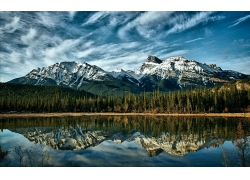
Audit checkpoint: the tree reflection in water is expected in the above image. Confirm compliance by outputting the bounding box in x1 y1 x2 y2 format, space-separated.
13 145 51 167
222 121 250 167
0 145 9 166
1 116 250 166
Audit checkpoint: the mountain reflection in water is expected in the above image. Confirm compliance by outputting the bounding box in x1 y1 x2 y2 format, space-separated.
0 116 250 166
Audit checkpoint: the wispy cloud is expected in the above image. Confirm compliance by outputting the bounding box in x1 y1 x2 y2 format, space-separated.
120 42 141 49
108 12 139 28
9 52 22 63
203 40 216 44
135 11 173 26
37 12 59 28
69 11 76 21
185 38 204 43
91 53 146 71
0 16 20 34
118 11 173 39
219 56 228 60
166 12 225 35
229 14 250 28
164 50 189 58
76 48 96 58
0 12 249 82
220 56 250 74
82 12 110 25
83 11 139 28
72 41 145 71
204 28 213 37
42 38 82 59
81 41 95 48
21 28 37 44
0 50 40 82
153 49 171 58
233 39 244 44
117 12 225 39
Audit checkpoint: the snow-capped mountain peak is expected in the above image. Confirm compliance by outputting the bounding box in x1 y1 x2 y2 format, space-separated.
11 61 114 89
9 55 247 93
109 55 247 91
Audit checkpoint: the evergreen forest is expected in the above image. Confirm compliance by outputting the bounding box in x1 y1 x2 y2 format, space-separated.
0 80 250 113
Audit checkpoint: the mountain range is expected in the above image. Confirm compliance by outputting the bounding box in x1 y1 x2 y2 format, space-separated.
9 55 248 95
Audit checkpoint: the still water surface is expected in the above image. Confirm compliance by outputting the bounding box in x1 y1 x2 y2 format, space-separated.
0 116 250 167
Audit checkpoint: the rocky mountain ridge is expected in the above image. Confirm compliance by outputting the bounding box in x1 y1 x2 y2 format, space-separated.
116 56 247 91
11 61 114 89
8 55 248 94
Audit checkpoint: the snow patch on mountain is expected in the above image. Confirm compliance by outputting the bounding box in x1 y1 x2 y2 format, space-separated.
23 61 113 88
108 68 139 85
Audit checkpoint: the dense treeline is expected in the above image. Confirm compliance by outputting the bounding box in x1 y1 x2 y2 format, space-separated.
0 82 250 113
0 83 93 112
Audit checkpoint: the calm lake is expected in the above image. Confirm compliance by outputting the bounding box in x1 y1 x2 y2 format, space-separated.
0 116 250 167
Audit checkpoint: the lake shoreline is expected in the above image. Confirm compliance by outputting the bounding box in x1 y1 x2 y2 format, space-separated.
0 112 250 118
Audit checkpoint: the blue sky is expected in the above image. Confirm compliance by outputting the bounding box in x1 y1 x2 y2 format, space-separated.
0 11 250 82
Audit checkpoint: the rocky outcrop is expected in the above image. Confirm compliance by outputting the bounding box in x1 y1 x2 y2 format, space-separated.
147 55 163 64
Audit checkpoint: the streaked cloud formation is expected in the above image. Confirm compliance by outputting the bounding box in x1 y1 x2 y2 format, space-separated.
0 11 250 82
229 14 250 27
185 38 204 43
